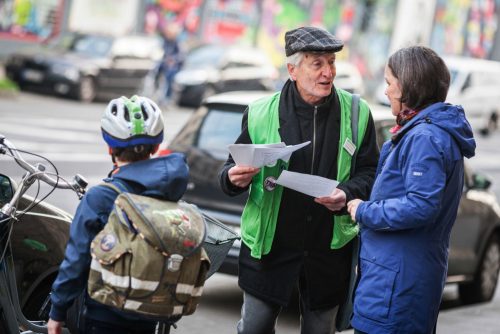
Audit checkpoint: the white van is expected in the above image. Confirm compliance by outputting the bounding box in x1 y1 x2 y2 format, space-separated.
445 56 500 135
375 56 500 135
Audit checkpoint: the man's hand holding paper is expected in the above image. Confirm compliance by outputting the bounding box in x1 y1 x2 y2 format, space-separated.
315 188 347 212
274 170 339 197
228 141 310 168
228 165 260 188
272 170 346 211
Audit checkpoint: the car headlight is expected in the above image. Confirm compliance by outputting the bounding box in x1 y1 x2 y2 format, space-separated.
50 64 80 81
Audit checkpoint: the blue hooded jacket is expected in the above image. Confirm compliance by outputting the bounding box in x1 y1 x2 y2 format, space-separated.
49 153 189 329
351 103 476 334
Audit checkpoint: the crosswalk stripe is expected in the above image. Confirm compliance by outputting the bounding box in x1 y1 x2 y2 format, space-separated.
1 116 100 131
0 123 100 143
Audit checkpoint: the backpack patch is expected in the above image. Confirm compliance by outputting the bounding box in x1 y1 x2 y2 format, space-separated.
88 192 210 320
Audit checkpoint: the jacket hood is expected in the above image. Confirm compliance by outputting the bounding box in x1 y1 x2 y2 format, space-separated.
397 102 476 159
111 153 189 200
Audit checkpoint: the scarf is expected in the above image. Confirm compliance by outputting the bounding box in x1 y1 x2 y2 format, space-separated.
389 108 420 134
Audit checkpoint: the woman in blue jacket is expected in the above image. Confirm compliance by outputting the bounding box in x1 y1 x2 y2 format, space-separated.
347 46 476 333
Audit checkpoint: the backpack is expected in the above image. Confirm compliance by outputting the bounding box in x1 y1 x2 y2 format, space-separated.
87 182 210 320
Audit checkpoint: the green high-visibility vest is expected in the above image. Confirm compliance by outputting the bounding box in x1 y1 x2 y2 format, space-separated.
241 88 370 258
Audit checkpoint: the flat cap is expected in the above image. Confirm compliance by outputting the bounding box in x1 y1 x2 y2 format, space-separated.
285 26 344 56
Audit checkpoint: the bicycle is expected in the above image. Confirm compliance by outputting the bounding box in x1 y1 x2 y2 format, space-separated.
0 134 239 334
0 135 87 333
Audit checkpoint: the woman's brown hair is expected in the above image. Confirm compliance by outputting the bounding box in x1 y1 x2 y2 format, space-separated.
387 46 450 111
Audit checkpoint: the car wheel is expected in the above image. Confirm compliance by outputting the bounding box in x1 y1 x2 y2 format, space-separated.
459 234 500 304
78 76 96 103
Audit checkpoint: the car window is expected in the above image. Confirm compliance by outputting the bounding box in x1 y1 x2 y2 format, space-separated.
71 35 113 57
224 61 257 69
196 108 242 160
112 36 163 59
449 69 459 85
375 120 395 147
184 45 225 68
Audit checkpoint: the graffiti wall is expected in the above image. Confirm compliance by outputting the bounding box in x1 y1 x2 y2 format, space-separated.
145 0 383 65
0 0 63 41
431 0 499 58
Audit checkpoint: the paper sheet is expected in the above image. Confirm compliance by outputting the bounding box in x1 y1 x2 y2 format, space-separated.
275 170 339 198
228 141 310 168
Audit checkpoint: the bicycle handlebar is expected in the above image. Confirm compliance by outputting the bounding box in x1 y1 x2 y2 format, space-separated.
0 134 88 192
0 134 88 216
0 135 87 191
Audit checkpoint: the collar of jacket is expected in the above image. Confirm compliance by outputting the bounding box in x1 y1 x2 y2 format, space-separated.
391 108 433 145
278 79 341 177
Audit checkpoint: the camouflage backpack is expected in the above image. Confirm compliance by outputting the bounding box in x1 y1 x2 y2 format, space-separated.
87 182 210 320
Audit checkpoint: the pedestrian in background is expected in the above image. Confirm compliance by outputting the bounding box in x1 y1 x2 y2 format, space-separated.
219 26 379 334
347 46 476 334
159 23 183 106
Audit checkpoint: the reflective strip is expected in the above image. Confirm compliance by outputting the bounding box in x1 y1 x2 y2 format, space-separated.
176 283 193 295
173 305 184 315
91 259 159 291
192 286 203 297
131 277 159 291
176 284 203 297
91 259 128 288
124 300 142 310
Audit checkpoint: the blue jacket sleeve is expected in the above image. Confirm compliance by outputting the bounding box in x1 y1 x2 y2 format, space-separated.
49 187 113 321
356 132 446 231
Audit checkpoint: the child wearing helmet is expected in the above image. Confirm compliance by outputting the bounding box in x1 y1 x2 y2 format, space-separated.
47 96 189 334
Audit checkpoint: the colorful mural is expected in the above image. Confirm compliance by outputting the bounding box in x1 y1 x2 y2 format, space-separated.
431 0 498 58
0 0 62 41
146 0 370 64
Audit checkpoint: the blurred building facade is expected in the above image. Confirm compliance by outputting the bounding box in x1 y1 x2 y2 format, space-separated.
1 0 500 94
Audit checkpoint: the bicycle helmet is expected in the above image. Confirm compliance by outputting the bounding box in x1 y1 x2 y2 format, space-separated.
101 95 164 148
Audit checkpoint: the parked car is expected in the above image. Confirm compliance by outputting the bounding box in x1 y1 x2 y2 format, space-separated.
334 60 365 95
168 90 500 304
4 33 163 102
375 56 500 136
172 44 278 107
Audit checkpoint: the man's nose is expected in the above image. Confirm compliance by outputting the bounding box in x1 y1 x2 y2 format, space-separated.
322 65 334 78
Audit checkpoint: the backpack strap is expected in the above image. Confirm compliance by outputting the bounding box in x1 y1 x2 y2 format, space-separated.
100 181 137 233
350 94 360 176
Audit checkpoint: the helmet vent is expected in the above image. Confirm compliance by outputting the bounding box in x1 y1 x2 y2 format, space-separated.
111 104 118 116
141 104 149 121
124 106 130 121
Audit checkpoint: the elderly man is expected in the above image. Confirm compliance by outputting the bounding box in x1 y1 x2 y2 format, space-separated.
219 26 379 334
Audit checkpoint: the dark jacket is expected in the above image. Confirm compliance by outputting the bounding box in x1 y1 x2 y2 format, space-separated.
49 154 189 328
219 80 379 309
352 103 476 333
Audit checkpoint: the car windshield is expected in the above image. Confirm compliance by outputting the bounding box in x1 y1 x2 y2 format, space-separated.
197 107 242 160
184 45 225 68
112 36 163 59
449 69 459 85
71 35 113 57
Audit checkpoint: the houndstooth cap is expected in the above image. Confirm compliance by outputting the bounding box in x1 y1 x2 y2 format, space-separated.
285 26 344 56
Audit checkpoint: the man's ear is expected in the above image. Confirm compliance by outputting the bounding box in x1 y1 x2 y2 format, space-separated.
108 147 113 155
287 63 296 81
152 144 160 155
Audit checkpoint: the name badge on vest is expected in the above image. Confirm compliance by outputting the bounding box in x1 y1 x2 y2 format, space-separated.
264 176 277 191
343 138 356 156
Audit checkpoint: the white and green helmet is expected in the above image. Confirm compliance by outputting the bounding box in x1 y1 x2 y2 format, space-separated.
101 95 164 148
